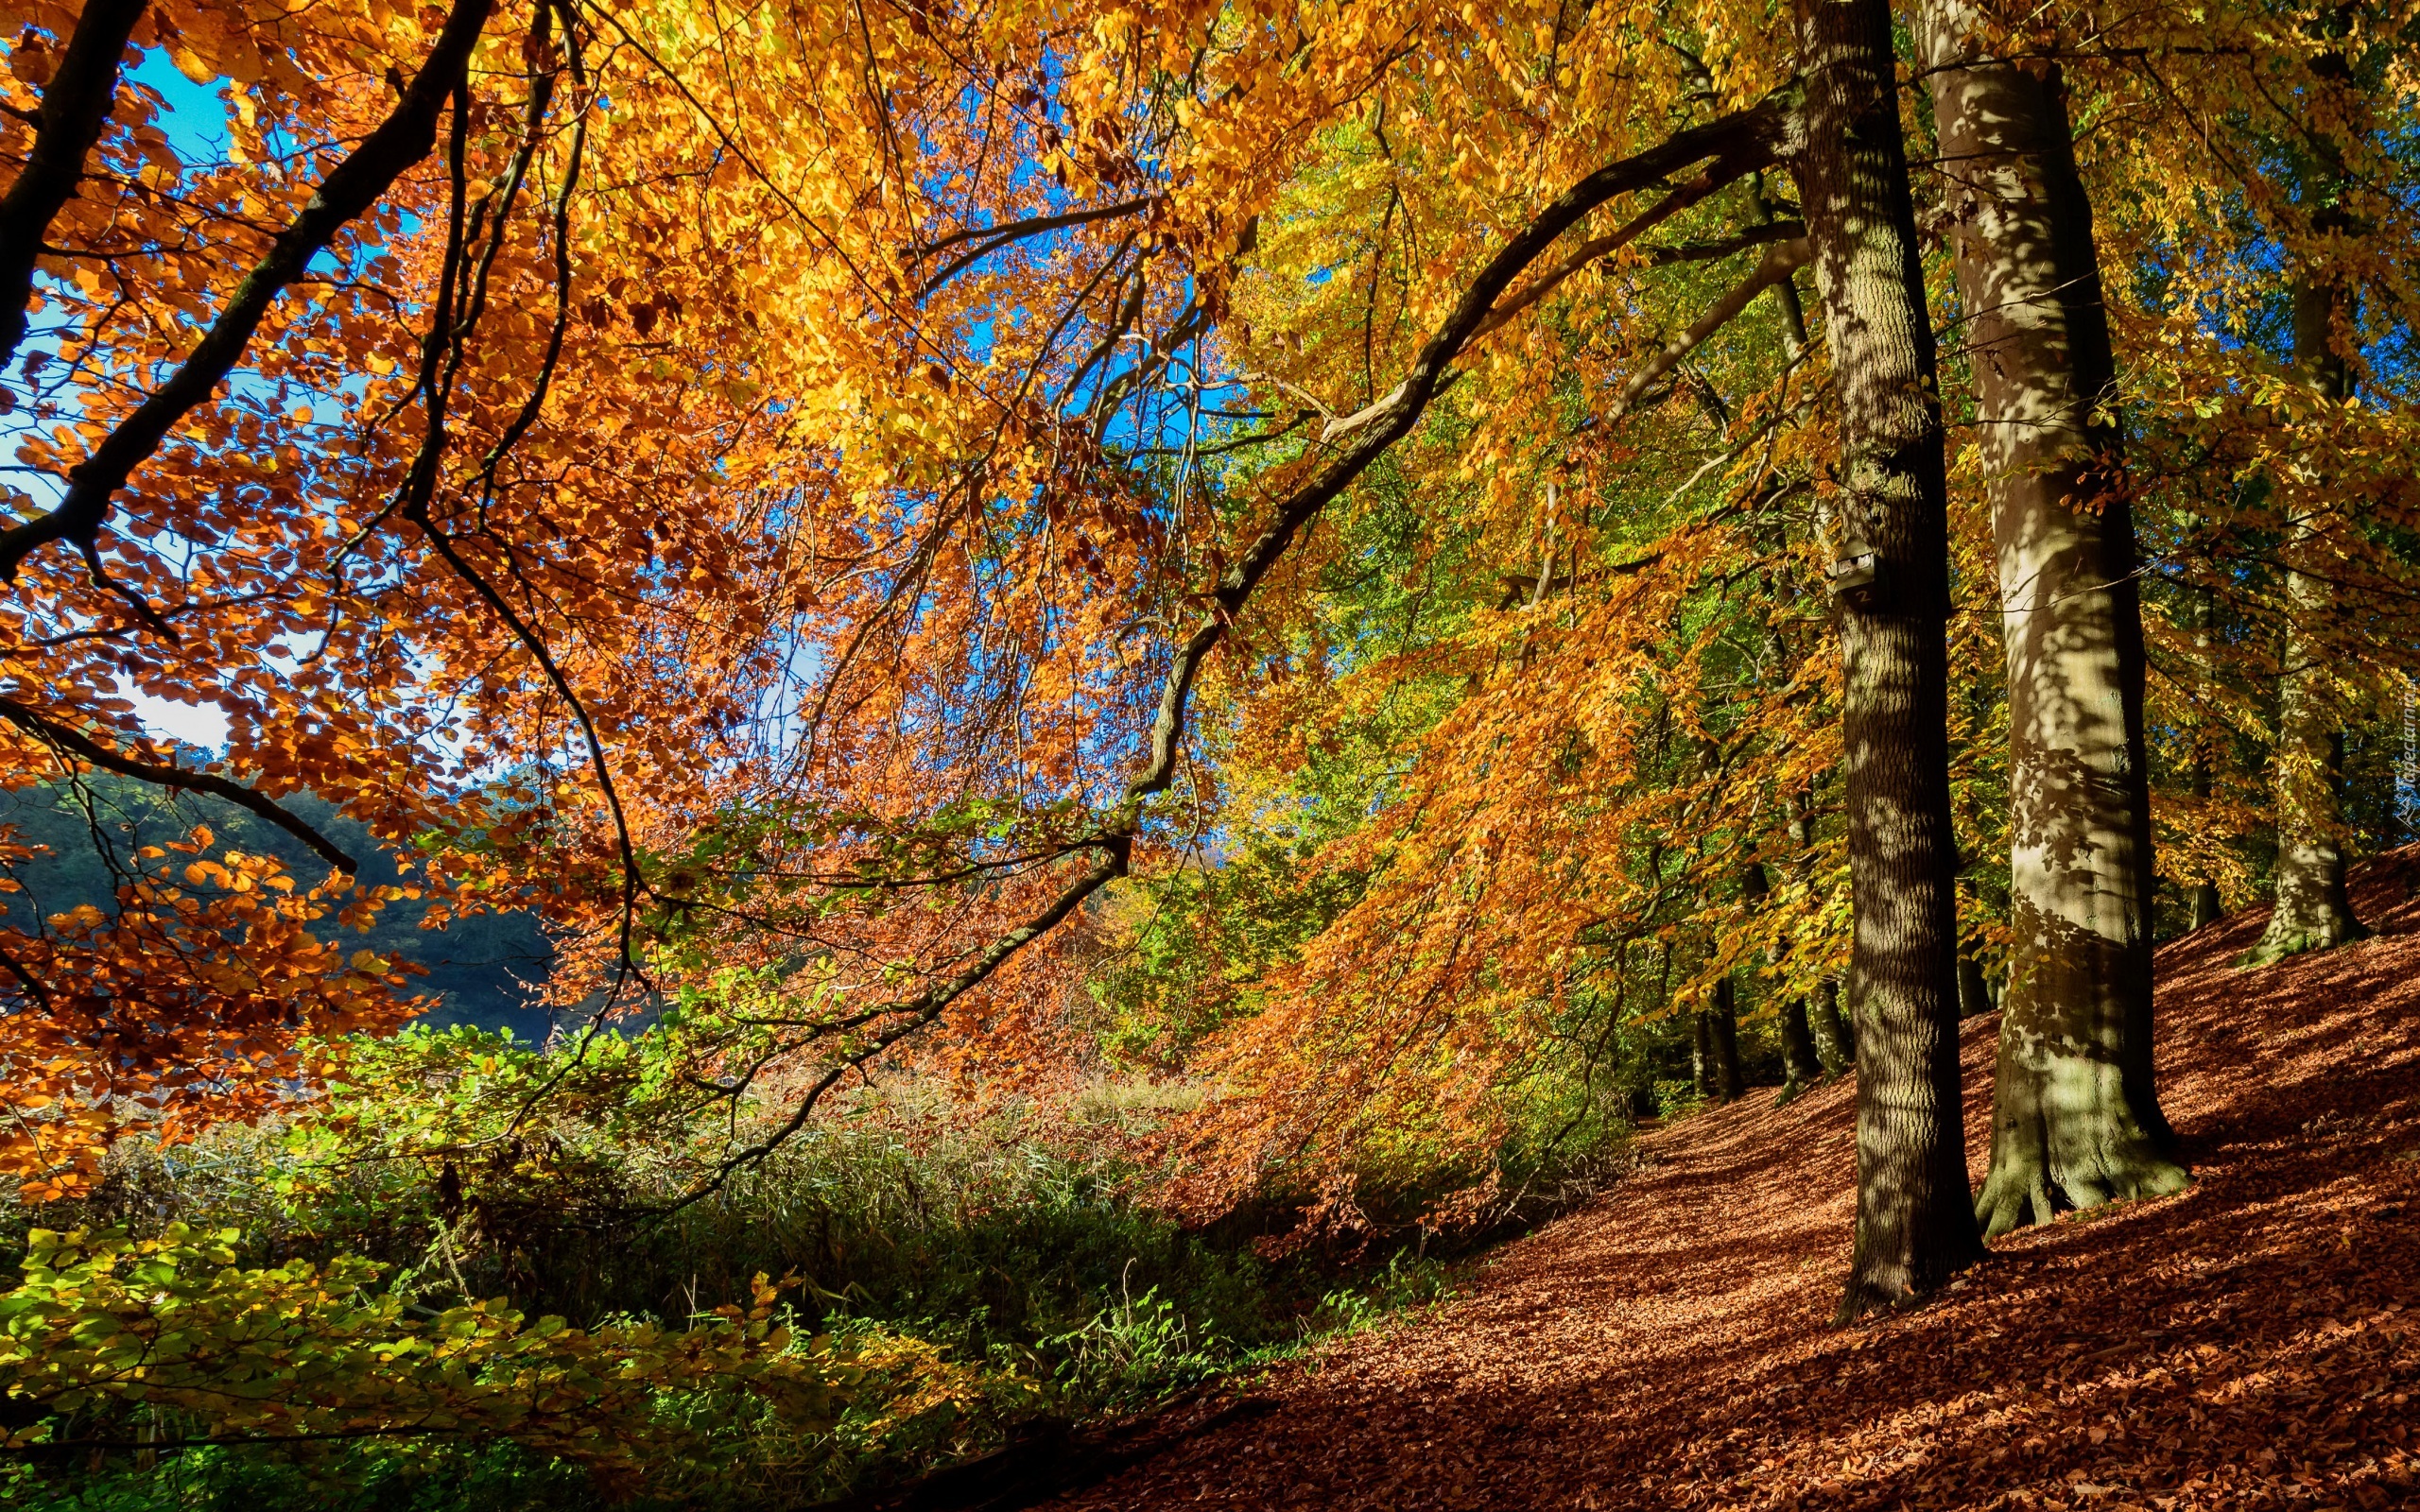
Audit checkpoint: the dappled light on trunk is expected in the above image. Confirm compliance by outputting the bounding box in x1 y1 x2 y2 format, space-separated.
1919 0 2187 1239
1792 0 1982 1321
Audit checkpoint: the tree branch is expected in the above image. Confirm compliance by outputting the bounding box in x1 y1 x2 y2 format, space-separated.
1469 124 1789 343
1609 236 1811 417
0 0 148 369
0 696 358 873
662 94 1803 1197
915 196 1154 297
0 0 497 586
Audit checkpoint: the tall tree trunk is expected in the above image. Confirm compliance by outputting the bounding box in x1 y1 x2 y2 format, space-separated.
1708 977 1745 1101
1691 1011 1714 1100
2186 588 2226 932
1956 946 1994 1020
2186 740 2223 932
2246 278 2369 963
1808 974 1855 1074
1787 796 1852 1079
1744 859 1823 1102
1778 997 1824 1100
1792 0 1983 1320
1921 0 2188 1239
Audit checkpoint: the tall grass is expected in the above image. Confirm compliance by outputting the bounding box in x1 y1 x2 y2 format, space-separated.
4 1065 1585 1510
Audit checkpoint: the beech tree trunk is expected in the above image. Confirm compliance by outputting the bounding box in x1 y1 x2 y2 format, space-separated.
1691 1012 1713 1100
2247 275 2368 963
1708 977 1745 1102
1956 948 1994 1020
1743 859 1822 1101
1792 0 1983 1320
2186 704 2223 931
1786 803 1852 1079
1779 997 1824 1100
1808 975 1855 1074
2184 589 2225 933
1922 0 2188 1238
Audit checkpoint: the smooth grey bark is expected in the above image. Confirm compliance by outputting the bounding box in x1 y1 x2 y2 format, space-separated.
1921 0 2188 1239
1792 0 1984 1320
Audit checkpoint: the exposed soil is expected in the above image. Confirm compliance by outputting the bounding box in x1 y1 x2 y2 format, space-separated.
1046 849 2420 1511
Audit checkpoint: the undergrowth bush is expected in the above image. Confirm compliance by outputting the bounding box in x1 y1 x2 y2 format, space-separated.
0 1023 1628 1509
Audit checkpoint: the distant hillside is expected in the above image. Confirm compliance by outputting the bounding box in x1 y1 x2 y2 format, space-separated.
0 774 559 1041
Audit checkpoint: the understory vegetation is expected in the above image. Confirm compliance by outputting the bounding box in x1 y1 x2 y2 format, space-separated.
0 1021 1635 1508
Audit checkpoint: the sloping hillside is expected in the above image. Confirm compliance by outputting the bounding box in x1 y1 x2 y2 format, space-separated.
1051 849 2420 1511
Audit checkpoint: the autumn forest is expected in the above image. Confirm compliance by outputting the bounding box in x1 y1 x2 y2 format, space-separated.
2 0 2418 1507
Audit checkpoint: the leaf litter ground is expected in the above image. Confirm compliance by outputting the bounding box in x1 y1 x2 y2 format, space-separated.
1047 849 2420 1511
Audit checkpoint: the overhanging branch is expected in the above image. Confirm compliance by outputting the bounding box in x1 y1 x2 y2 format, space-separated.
0 0 497 588
0 0 148 369
0 696 358 873
670 91 1799 1194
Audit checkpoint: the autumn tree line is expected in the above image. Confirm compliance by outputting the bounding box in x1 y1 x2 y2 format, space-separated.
0 0 2416 1444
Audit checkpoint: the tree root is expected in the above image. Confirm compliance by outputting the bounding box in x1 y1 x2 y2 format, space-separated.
2238 918 2370 971
1975 1149 2190 1242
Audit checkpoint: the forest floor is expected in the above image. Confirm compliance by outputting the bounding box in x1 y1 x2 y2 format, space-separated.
1046 849 2420 1511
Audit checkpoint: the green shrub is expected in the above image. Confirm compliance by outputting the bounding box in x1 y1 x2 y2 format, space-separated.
2 1042 1569 1507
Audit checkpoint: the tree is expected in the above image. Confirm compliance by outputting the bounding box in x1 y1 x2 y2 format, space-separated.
2097 3 2420 967
1791 0 1983 1318
1917 0 2188 1237
2244 27 2374 966
1698 975 1747 1103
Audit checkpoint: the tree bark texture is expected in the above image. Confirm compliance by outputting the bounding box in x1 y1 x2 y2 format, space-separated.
1808 975 1856 1074
1921 0 2188 1238
2247 274 2369 964
1708 977 1745 1102
1792 0 1984 1319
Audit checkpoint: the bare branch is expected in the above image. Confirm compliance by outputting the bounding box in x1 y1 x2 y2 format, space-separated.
1609 237 1811 417
916 196 1154 297
1470 133 1787 343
